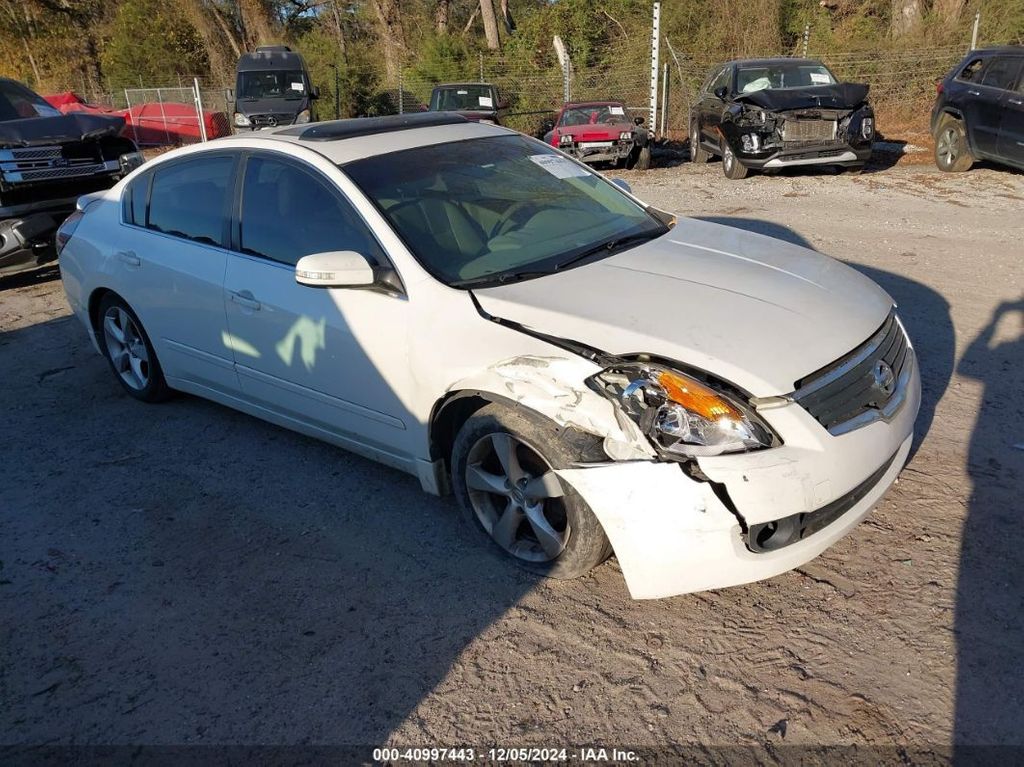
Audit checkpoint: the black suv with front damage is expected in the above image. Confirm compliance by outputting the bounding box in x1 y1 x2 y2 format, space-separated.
931 47 1024 173
690 58 875 179
0 78 142 276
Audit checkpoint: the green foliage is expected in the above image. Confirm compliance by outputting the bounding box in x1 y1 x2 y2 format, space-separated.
101 0 209 87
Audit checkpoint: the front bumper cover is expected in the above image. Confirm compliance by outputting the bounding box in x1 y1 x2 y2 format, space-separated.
556 352 920 599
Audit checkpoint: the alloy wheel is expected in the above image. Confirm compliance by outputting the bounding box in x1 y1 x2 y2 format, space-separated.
937 127 958 168
103 306 150 391
464 432 570 563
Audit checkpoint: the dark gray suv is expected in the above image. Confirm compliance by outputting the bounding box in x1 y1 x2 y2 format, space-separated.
931 46 1024 172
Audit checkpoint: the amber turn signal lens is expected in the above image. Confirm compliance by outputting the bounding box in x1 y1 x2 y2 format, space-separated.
655 370 742 421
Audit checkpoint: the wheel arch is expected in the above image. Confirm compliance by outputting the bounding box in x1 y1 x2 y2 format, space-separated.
87 286 120 333
429 389 614 475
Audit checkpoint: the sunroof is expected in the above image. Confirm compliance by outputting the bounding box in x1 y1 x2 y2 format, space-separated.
281 112 469 141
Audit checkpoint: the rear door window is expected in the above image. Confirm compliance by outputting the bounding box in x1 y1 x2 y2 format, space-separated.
238 155 385 267
147 155 234 246
980 57 1022 91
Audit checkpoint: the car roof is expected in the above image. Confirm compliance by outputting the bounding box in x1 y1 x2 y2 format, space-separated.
432 82 493 88
727 57 827 68
967 45 1024 56
211 111 514 165
562 101 626 108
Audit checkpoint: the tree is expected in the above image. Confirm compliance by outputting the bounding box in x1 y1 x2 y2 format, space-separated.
102 0 210 85
479 0 500 50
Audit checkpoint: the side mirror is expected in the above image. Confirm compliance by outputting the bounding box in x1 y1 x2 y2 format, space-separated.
714 86 728 101
310 85 321 100
610 178 632 194
633 116 645 125
295 251 375 288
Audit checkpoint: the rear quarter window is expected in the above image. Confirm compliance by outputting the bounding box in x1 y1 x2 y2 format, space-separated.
956 58 986 83
123 173 151 225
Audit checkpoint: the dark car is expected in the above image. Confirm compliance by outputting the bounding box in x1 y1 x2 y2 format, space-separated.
931 46 1024 173
542 100 651 169
428 83 507 124
233 45 320 131
0 78 142 276
690 58 875 179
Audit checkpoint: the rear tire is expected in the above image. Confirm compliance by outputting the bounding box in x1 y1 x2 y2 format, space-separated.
451 404 612 579
96 294 171 403
934 117 973 172
721 140 749 179
690 122 710 163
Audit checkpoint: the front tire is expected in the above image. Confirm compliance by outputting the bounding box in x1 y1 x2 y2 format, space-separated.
934 117 973 172
96 294 170 403
451 404 612 579
721 139 749 179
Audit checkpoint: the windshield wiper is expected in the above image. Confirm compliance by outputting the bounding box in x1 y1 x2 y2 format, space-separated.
452 268 557 289
555 230 663 272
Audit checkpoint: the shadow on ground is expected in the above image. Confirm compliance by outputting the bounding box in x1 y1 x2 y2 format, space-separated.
953 297 1024 750
0 314 540 748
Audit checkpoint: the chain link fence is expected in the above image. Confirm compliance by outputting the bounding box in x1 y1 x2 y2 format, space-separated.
43 39 968 147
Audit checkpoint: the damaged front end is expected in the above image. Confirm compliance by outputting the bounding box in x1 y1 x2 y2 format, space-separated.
0 113 143 276
723 83 875 171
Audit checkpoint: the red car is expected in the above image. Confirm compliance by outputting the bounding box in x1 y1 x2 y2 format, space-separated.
545 100 651 169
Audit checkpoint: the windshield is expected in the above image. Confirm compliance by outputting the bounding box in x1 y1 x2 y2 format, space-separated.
237 70 307 101
344 134 666 287
736 63 836 93
0 81 61 121
558 104 630 127
431 86 495 112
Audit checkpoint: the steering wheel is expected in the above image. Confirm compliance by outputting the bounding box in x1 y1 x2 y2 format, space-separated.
490 201 538 239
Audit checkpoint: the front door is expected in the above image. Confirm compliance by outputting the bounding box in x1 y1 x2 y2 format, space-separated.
222 153 414 456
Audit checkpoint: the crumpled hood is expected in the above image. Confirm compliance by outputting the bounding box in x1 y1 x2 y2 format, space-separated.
473 217 893 397
0 112 124 147
734 82 870 112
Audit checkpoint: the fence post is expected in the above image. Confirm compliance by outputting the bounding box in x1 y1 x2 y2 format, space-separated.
398 68 404 114
648 1 661 129
157 88 170 146
660 62 669 137
802 23 810 58
193 78 208 142
970 11 980 51
480 52 485 82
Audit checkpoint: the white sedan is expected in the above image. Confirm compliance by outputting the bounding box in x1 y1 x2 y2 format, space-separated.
57 113 920 599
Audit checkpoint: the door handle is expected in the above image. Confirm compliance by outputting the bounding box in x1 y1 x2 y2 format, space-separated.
1009 98 1023 106
229 291 261 311
967 89 981 96
116 250 140 266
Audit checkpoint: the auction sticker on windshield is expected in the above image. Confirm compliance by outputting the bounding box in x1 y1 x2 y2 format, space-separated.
529 154 589 179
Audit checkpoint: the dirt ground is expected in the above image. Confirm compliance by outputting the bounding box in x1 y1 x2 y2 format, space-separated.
1 160 1022 759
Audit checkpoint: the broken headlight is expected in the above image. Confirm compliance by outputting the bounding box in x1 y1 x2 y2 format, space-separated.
589 364 774 459
860 117 874 140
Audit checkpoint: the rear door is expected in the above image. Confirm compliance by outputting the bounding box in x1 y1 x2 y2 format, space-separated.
118 153 239 392
996 57 1024 168
964 55 1022 155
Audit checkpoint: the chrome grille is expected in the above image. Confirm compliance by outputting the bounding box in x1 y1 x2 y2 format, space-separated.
13 164 108 181
782 119 836 143
1 146 62 161
793 313 912 435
